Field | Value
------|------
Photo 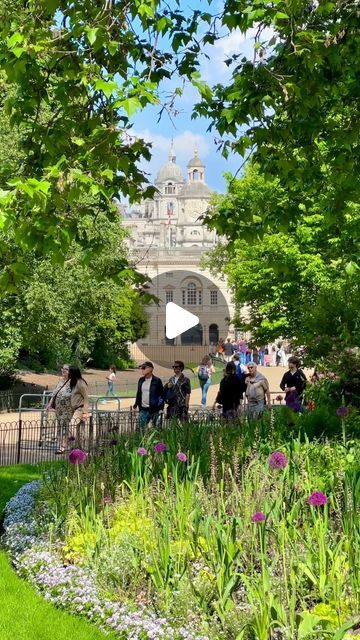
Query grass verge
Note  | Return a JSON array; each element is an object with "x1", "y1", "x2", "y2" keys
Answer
[{"x1": 0, "y1": 464, "x2": 116, "y2": 640}]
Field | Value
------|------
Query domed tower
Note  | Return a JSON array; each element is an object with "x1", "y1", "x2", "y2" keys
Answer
[
  {"x1": 176, "y1": 146, "x2": 212, "y2": 230},
  {"x1": 187, "y1": 145, "x2": 205, "y2": 183},
  {"x1": 155, "y1": 143, "x2": 184, "y2": 192}
]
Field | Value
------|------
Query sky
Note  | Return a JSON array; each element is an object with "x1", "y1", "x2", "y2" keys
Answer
[{"x1": 127, "y1": 6, "x2": 272, "y2": 196}]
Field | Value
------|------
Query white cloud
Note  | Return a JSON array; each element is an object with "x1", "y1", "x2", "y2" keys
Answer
[
  {"x1": 200, "y1": 26, "x2": 274, "y2": 83},
  {"x1": 131, "y1": 128, "x2": 210, "y2": 183}
]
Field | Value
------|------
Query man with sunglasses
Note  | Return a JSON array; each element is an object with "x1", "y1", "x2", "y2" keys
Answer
[
  {"x1": 164, "y1": 360, "x2": 191, "y2": 420},
  {"x1": 132, "y1": 361, "x2": 164, "y2": 429}
]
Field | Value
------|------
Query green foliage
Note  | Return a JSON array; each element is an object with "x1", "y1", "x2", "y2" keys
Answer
[
  {"x1": 0, "y1": 0, "x2": 210, "y2": 279},
  {"x1": 33, "y1": 420, "x2": 360, "y2": 639},
  {"x1": 196, "y1": 0, "x2": 360, "y2": 223},
  {"x1": 0, "y1": 212, "x2": 149, "y2": 372},
  {"x1": 204, "y1": 165, "x2": 360, "y2": 359}
]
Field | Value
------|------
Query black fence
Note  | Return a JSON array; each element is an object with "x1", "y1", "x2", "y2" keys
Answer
[{"x1": 0, "y1": 409, "x2": 225, "y2": 466}]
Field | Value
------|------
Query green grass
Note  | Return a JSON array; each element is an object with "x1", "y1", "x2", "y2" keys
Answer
[{"x1": 0, "y1": 464, "x2": 115, "y2": 640}]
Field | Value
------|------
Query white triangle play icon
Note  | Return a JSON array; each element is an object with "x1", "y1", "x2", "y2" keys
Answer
[{"x1": 165, "y1": 302, "x2": 199, "y2": 339}]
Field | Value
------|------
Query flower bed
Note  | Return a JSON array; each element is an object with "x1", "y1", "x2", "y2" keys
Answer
[{"x1": 3, "y1": 418, "x2": 360, "y2": 639}]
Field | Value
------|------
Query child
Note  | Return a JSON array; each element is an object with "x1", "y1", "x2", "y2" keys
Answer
[{"x1": 106, "y1": 365, "x2": 116, "y2": 397}]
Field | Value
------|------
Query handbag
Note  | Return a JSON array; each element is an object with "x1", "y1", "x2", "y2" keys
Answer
[{"x1": 49, "y1": 380, "x2": 67, "y2": 410}]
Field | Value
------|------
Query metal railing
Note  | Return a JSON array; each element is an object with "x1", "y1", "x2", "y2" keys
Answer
[{"x1": 0, "y1": 393, "x2": 290, "y2": 466}]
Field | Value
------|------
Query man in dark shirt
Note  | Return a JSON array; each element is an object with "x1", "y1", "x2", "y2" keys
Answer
[
  {"x1": 280, "y1": 357, "x2": 307, "y2": 411},
  {"x1": 164, "y1": 360, "x2": 191, "y2": 420}
]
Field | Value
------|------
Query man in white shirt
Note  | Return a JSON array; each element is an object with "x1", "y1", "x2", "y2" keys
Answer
[{"x1": 132, "y1": 361, "x2": 164, "y2": 429}]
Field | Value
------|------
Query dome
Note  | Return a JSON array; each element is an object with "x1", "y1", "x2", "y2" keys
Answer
[
  {"x1": 155, "y1": 159, "x2": 184, "y2": 184},
  {"x1": 155, "y1": 148, "x2": 184, "y2": 185},
  {"x1": 187, "y1": 147, "x2": 205, "y2": 168},
  {"x1": 187, "y1": 155, "x2": 205, "y2": 168}
]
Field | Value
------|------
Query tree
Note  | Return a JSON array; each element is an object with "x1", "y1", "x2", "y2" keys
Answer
[
  {"x1": 0, "y1": 211, "x2": 149, "y2": 373},
  {"x1": 0, "y1": 0, "x2": 205, "y2": 285},
  {"x1": 195, "y1": 0, "x2": 360, "y2": 229},
  {"x1": 205, "y1": 165, "x2": 360, "y2": 360}
]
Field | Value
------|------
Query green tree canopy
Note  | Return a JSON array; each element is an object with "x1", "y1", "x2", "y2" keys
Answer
[
  {"x1": 0, "y1": 210, "x2": 149, "y2": 374},
  {"x1": 0, "y1": 0, "x2": 207, "y2": 285},
  {"x1": 195, "y1": 0, "x2": 360, "y2": 224},
  {"x1": 206, "y1": 165, "x2": 360, "y2": 360}
]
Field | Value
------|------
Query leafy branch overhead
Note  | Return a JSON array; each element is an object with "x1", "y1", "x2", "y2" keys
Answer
[{"x1": 0, "y1": 0, "x2": 206, "y2": 280}]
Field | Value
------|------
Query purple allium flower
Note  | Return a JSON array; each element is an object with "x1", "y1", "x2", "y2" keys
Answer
[
  {"x1": 307, "y1": 491, "x2": 328, "y2": 506},
  {"x1": 137, "y1": 447, "x2": 147, "y2": 456},
  {"x1": 251, "y1": 512, "x2": 266, "y2": 523},
  {"x1": 154, "y1": 442, "x2": 167, "y2": 454},
  {"x1": 177, "y1": 452, "x2": 187, "y2": 462},
  {"x1": 68, "y1": 449, "x2": 87, "y2": 464},
  {"x1": 268, "y1": 451, "x2": 288, "y2": 470},
  {"x1": 336, "y1": 406, "x2": 349, "y2": 417},
  {"x1": 103, "y1": 496, "x2": 112, "y2": 504},
  {"x1": 109, "y1": 438, "x2": 117, "y2": 446}
]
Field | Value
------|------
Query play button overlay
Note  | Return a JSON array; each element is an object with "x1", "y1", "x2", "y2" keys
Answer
[{"x1": 165, "y1": 302, "x2": 199, "y2": 339}]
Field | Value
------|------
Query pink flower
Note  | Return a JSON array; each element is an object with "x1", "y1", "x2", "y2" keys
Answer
[
  {"x1": 251, "y1": 512, "x2": 266, "y2": 523},
  {"x1": 68, "y1": 449, "x2": 87, "y2": 464},
  {"x1": 103, "y1": 495, "x2": 112, "y2": 504},
  {"x1": 307, "y1": 491, "x2": 328, "y2": 506},
  {"x1": 268, "y1": 451, "x2": 288, "y2": 470},
  {"x1": 177, "y1": 452, "x2": 187, "y2": 462},
  {"x1": 137, "y1": 447, "x2": 147, "y2": 456},
  {"x1": 336, "y1": 406, "x2": 349, "y2": 417},
  {"x1": 154, "y1": 442, "x2": 168, "y2": 454}
]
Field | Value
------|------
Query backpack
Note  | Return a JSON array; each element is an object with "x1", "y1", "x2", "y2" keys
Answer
[{"x1": 198, "y1": 365, "x2": 209, "y2": 381}]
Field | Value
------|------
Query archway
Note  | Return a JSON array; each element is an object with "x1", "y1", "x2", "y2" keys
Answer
[{"x1": 209, "y1": 323, "x2": 219, "y2": 344}]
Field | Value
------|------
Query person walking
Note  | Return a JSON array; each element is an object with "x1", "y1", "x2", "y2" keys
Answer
[
  {"x1": 239, "y1": 339, "x2": 247, "y2": 365},
  {"x1": 223, "y1": 338, "x2": 234, "y2": 363},
  {"x1": 68, "y1": 366, "x2": 89, "y2": 425},
  {"x1": 213, "y1": 361, "x2": 245, "y2": 418},
  {"x1": 196, "y1": 355, "x2": 215, "y2": 408},
  {"x1": 217, "y1": 339, "x2": 225, "y2": 361},
  {"x1": 105, "y1": 365, "x2": 116, "y2": 397},
  {"x1": 46, "y1": 364, "x2": 73, "y2": 453},
  {"x1": 233, "y1": 353, "x2": 247, "y2": 382},
  {"x1": 245, "y1": 362, "x2": 271, "y2": 419},
  {"x1": 280, "y1": 356, "x2": 307, "y2": 412},
  {"x1": 164, "y1": 360, "x2": 191, "y2": 420},
  {"x1": 132, "y1": 361, "x2": 164, "y2": 429}
]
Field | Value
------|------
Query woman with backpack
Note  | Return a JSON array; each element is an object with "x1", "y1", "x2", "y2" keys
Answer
[{"x1": 196, "y1": 355, "x2": 215, "y2": 408}]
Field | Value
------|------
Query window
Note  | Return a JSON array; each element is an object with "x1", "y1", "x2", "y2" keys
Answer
[
  {"x1": 210, "y1": 290, "x2": 218, "y2": 305},
  {"x1": 190, "y1": 229, "x2": 200, "y2": 236},
  {"x1": 182, "y1": 282, "x2": 202, "y2": 305},
  {"x1": 166, "y1": 272, "x2": 173, "y2": 278},
  {"x1": 187, "y1": 282, "x2": 197, "y2": 305},
  {"x1": 165, "y1": 183, "x2": 175, "y2": 194},
  {"x1": 165, "y1": 290, "x2": 173, "y2": 303}
]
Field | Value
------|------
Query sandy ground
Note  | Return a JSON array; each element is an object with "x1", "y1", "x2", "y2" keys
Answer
[{"x1": 0, "y1": 365, "x2": 311, "y2": 425}]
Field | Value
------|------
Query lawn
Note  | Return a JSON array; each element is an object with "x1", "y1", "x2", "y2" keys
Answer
[{"x1": 0, "y1": 464, "x2": 116, "y2": 640}]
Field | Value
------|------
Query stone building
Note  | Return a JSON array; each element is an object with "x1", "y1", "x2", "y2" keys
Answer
[{"x1": 121, "y1": 145, "x2": 234, "y2": 357}]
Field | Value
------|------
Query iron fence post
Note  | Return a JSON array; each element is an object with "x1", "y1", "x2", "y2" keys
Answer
[
  {"x1": 89, "y1": 414, "x2": 94, "y2": 452},
  {"x1": 16, "y1": 419, "x2": 22, "y2": 464}
]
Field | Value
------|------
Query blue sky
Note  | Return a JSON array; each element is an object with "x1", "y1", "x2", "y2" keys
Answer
[{"x1": 128, "y1": 6, "x2": 272, "y2": 195}]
